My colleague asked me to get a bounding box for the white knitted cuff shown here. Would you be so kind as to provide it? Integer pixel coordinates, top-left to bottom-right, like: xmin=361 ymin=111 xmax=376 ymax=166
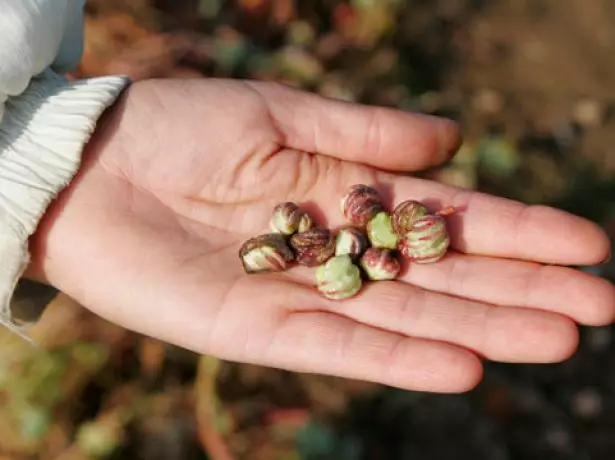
xmin=0 ymin=69 xmax=130 ymax=338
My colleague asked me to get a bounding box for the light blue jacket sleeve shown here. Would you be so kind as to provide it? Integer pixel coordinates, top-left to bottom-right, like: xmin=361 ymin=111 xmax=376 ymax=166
xmin=53 ymin=0 xmax=86 ymax=72
xmin=0 ymin=0 xmax=131 ymax=338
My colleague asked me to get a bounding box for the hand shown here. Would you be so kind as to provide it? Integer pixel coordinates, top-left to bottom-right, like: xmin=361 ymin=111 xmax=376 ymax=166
xmin=28 ymin=79 xmax=614 ymax=393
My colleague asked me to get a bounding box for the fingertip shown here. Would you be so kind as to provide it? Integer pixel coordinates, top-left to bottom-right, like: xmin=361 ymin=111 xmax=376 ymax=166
xmin=454 ymin=351 xmax=484 ymax=393
xmin=434 ymin=116 xmax=463 ymax=165
xmin=485 ymin=307 xmax=579 ymax=364
xmin=565 ymin=214 xmax=612 ymax=266
xmin=529 ymin=312 xmax=580 ymax=363
xmin=548 ymin=316 xmax=580 ymax=363
xmin=520 ymin=206 xmax=612 ymax=265
xmin=592 ymin=279 xmax=615 ymax=325
xmin=407 ymin=342 xmax=483 ymax=394
xmin=586 ymin=223 xmax=612 ymax=266
xmin=565 ymin=269 xmax=615 ymax=326
xmin=395 ymin=112 xmax=463 ymax=169
xmin=569 ymin=217 xmax=611 ymax=266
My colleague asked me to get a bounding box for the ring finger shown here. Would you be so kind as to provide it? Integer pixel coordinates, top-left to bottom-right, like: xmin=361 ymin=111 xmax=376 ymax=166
xmin=284 ymin=267 xmax=580 ymax=364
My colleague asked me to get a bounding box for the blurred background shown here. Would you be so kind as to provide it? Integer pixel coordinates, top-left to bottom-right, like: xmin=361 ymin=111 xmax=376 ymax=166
xmin=1 ymin=0 xmax=614 ymax=458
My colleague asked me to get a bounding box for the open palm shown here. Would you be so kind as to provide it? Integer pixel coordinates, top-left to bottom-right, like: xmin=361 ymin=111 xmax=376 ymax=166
xmin=30 ymin=79 xmax=614 ymax=393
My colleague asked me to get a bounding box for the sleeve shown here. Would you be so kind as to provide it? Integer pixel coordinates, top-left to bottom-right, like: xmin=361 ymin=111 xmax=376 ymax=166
xmin=0 ymin=0 xmax=131 ymax=339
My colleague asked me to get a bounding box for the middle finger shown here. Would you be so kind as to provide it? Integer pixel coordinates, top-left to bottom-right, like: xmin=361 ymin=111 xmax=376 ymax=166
xmin=397 ymin=251 xmax=615 ymax=326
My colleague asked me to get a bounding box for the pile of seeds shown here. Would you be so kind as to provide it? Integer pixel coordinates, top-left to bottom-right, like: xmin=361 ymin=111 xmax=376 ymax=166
xmin=239 ymin=184 xmax=456 ymax=300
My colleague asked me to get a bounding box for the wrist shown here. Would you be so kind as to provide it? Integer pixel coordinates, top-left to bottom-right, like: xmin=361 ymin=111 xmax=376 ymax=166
xmin=23 ymin=97 xmax=121 ymax=285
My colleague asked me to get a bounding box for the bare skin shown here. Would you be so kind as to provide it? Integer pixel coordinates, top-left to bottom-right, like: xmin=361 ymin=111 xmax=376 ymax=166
xmin=27 ymin=78 xmax=614 ymax=393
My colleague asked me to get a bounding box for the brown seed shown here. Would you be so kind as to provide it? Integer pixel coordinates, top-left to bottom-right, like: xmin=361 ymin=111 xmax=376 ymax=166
xmin=297 ymin=212 xmax=313 ymax=233
xmin=270 ymin=201 xmax=317 ymax=236
xmin=340 ymin=184 xmax=383 ymax=227
xmin=269 ymin=202 xmax=302 ymax=235
xmin=290 ymin=227 xmax=336 ymax=267
xmin=239 ymin=233 xmax=295 ymax=274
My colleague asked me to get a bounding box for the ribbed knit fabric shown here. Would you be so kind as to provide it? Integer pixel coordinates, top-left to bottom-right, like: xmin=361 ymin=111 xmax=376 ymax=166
xmin=0 ymin=69 xmax=130 ymax=338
